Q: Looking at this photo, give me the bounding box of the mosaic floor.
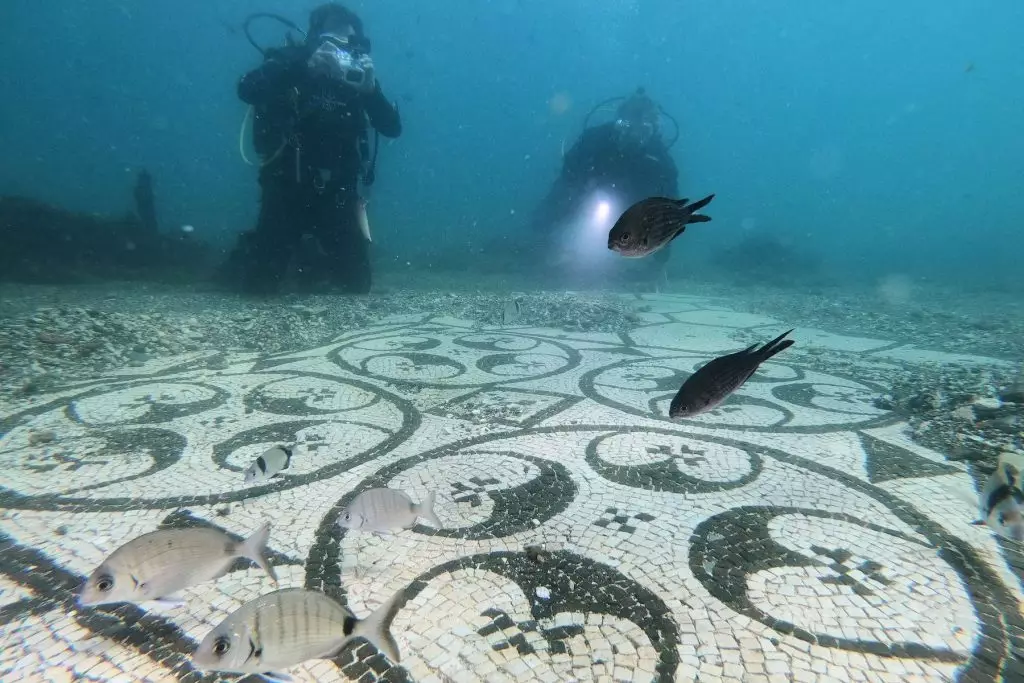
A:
[1,293,1022,683]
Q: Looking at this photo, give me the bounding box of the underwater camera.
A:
[312,34,370,87]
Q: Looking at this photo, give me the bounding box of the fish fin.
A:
[685,193,715,213]
[240,522,279,586]
[686,214,712,224]
[415,491,443,529]
[350,588,406,664]
[757,329,796,361]
[260,672,293,682]
[970,519,987,526]
[145,595,187,610]
[282,446,293,470]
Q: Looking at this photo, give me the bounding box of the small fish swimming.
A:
[669,329,795,418]
[192,587,404,676]
[608,194,715,258]
[502,298,523,325]
[244,446,293,484]
[79,523,278,606]
[337,488,442,533]
[972,459,1024,542]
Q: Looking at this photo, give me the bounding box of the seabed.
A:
[1,293,1021,682]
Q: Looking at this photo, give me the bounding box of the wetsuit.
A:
[228,44,401,295]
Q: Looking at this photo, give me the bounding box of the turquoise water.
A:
[1,2,1022,682]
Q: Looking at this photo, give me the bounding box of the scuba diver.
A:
[528,88,679,286]
[223,3,401,296]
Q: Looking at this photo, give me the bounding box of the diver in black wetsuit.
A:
[529,88,679,282]
[224,3,401,295]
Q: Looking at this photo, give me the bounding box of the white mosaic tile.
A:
[0,302,1020,683]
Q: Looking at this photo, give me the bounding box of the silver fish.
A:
[244,446,293,484]
[973,461,1024,542]
[502,298,523,326]
[337,488,441,533]
[79,523,278,606]
[192,587,404,675]
[670,329,795,418]
[608,194,714,258]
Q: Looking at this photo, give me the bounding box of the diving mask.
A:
[309,33,372,89]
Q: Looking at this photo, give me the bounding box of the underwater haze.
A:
[2,0,1023,284]
[3,2,1024,683]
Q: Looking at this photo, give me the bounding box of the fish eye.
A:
[998,513,1007,526]
[96,574,115,592]
[619,232,631,242]
[212,635,232,657]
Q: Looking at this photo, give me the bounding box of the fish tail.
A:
[677,193,714,225]
[282,446,293,470]
[686,193,715,213]
[353,588,406,663]
[415,491,443,528]
[757,329,795,361]
[240,522,279,586]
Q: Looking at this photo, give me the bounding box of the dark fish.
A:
[608,194,714,258]
[669,329,795,418]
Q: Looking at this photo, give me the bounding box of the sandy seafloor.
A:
[1,274,1022,683]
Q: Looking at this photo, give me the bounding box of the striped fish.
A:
[337,488,442,533]
[669,329,794,418]
[78,523,278,606]
[192,587,404,676]
[608,194,715,258]
[244,446,293,484]
[972,459,1024,542]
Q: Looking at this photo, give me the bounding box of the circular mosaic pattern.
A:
[68,381,228,425]
[586,428,761,493]
[0,373,416,510]
[331,330,579,387]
